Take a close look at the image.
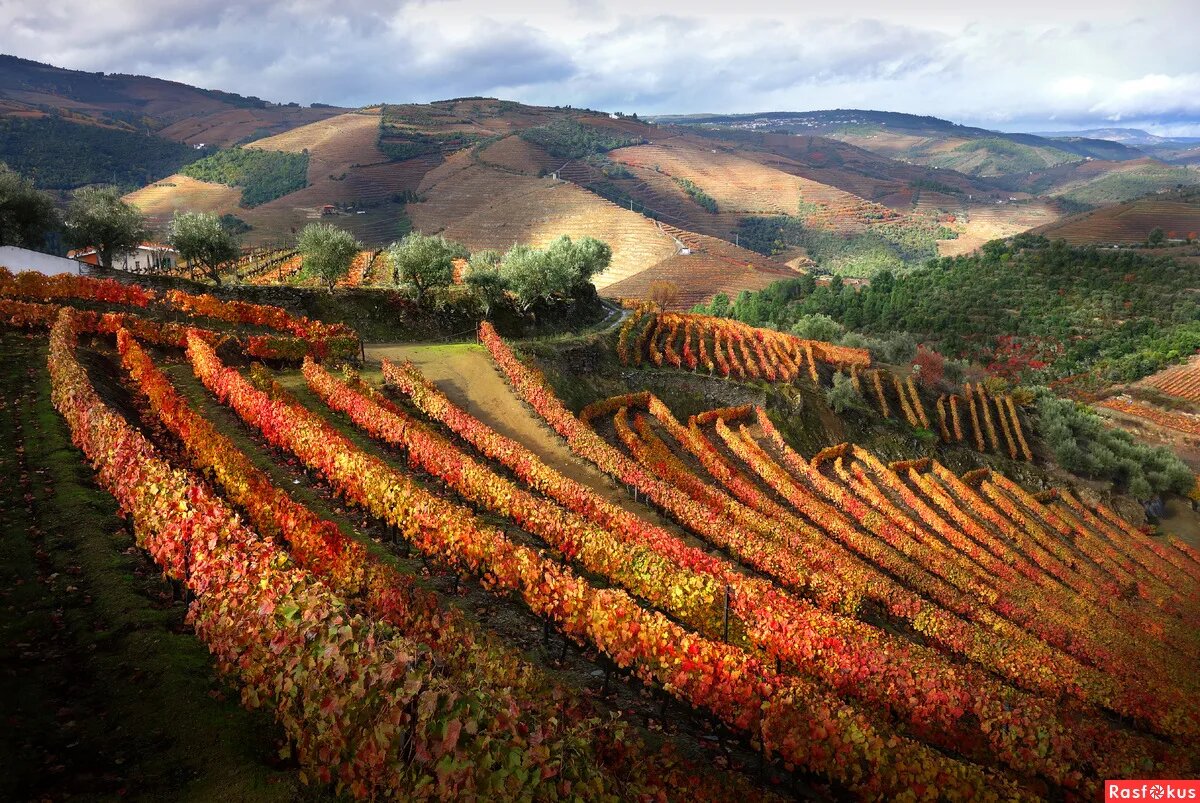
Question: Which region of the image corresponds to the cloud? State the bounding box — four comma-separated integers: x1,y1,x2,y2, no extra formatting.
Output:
0,0,1197,133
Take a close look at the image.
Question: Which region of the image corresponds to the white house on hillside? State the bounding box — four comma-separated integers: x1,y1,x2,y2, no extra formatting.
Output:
67,243,177,273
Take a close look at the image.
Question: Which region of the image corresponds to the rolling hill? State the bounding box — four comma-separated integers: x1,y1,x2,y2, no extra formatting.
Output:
0,53,1106,300
0,54,344,191
1033,188,1200,244
653,109,1140,177
989,156,1200,206
125,98,1076,299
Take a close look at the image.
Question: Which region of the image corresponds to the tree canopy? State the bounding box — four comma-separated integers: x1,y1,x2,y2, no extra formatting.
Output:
0,163,58,249
298,223,360,292
168,210,241,285
498,235,611,311
693,237,1200,384
64,186,147,270
1032,388,1192,499
387,232,469,301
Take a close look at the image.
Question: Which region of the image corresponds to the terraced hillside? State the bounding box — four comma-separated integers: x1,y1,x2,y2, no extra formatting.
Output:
407,156,680,290
658,110,1139,177
123,96,1086,298
128,109,424,246
3,269,1200,800
992,157,1200,206
1035,191,1200,244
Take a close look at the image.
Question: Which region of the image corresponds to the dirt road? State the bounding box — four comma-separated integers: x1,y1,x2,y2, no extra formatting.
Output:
363,342,651,514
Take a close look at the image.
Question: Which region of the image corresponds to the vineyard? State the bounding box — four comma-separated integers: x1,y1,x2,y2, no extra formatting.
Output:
1137,356,1200,403
618,311,1033,458
1097,396,1200,438
1036,196,1200,245
2,264,1198,800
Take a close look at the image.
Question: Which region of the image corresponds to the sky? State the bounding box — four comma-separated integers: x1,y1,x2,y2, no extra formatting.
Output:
2,0,1198,135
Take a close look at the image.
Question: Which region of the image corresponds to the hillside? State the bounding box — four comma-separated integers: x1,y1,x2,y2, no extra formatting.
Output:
1034,188,1200,244
990,156,1200,206
0,54,345,191
0,54,342,142
654,109,1140,177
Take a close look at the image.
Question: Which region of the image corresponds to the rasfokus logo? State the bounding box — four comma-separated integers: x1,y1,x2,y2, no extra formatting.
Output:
1107,781,1200,800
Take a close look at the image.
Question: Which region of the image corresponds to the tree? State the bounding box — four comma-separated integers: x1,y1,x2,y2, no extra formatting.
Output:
541,235,611,287
465,250,509,318
1147,227,1165,247
647,280,680,311
0,163,58,248
707,292,731,317
168,211,241,285
498,236,612,312
298,222,360,293
791,313,844,343
387,232,468,302
911,345,945,388
63,186,147,271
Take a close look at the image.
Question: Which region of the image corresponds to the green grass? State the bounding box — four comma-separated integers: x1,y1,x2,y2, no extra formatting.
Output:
0,332,316,802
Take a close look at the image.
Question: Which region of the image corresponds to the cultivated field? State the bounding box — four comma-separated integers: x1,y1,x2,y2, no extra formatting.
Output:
2,270,1198,800
1037,197,1200,245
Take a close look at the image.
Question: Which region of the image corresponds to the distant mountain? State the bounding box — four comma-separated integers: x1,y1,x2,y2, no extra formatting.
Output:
0,54,346,191
1036,128,1200,146
0,56,1072,301
650,109,1141,177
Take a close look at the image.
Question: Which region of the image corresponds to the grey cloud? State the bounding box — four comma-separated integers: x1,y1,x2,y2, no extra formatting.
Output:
0,0,1197,133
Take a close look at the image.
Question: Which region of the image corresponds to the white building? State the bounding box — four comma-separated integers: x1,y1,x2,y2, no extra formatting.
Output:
0,246,85,276
67,243,177,273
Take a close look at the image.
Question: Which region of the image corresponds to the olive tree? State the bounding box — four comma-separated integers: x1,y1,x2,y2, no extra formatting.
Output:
464,250,509,318
64,186,147,271
168,210,241,285
298,222,360,293
499,235,611,312
387,232,468,302
0,163,58,248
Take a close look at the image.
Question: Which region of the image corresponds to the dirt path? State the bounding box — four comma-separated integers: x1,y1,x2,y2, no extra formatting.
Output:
363,342,651,515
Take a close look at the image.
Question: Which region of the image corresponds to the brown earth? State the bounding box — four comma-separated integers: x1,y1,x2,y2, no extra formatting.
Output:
362,342,665,520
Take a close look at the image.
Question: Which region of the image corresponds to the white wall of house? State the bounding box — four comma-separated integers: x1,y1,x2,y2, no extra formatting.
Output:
113,246,175,273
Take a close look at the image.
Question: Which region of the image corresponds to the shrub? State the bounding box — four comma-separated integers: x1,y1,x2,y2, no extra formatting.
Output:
1032,388,1192,499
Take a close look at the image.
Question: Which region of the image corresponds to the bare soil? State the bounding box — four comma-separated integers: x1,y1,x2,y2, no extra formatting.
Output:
364,342,659,518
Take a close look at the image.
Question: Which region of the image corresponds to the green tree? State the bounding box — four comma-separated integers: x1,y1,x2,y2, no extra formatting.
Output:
387,232,468,302
0,163,58,248
63,186,147,271
790,313,844,343
1147,226,1166,247
542,235,612,287
465,250,509,319
499,236,611,312
168,211,241,285
298,222,360,293
708,292,731,317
